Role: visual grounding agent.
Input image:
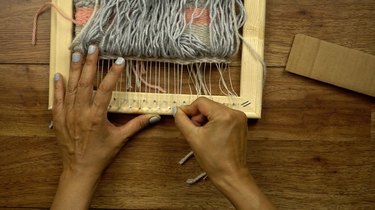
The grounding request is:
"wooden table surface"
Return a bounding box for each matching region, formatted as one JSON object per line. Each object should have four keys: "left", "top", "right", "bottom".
{"left": 0, "top": 0, "right": 374, "bottom": 209}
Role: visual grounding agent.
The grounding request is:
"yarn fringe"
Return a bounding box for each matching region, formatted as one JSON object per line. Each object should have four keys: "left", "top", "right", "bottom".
{"left": 71, "top": 0, "right": 246, "bottom": 64}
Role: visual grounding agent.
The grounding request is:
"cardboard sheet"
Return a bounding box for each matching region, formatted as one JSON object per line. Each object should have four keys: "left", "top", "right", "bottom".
{"left": 286, "top": 34, "right": 375, "bottom": 97}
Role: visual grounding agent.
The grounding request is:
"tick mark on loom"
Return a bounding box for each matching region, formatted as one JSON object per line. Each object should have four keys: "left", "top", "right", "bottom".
{"left": 241, "top": 101, "right": 251, "bottom": 107}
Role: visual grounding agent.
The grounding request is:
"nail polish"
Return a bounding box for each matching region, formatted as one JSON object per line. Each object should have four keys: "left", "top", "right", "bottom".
{"left": 88, "top": 45, "right": 96, "bottom": 54}
{"left": 171, "top": 106, "right": 177, "bottom": 117}
{"left": 115, "top": 57, "right": 125, "bottom": 65}
{"left": 149, "top": 116, "right": 161, "bottom": 124}
{"left": 72, "top": 52, "right": 81, "bottom": 63}
{"left": 54, "top": 73, "right": 60, "bottom": 81}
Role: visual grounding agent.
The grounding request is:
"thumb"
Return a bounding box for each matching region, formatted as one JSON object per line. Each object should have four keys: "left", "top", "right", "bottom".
{"left": 174, "top": 107, "right": 198, "bottom": 145}
{"left": 118, "top": 114, "right": 161, "bottom": 142}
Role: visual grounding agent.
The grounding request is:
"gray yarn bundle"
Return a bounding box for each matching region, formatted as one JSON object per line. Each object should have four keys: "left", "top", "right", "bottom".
{"left": 71, "top": 0, "right": 246, "bottom": 64}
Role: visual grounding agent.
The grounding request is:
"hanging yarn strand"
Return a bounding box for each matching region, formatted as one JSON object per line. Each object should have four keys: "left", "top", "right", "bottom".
{"left": 71, "top": 0, "right": 246, "bottom": 64}
{"left": 32, "top": 2, "right": 78, "bottom": 45}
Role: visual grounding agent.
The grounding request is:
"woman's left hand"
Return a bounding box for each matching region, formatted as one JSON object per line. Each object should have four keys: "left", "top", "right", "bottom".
{"left": 51, "top": 45, "right": 160, "bottom": 210}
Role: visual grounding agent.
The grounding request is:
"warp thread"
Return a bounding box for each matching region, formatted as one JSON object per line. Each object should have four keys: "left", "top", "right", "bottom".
{"left": 71, "top": 0, "right": 246, "bottom": 63}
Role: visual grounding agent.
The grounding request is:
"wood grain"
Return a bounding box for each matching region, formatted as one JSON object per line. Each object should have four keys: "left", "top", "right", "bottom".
{"left": 265, "top": 0, "right": 375, "bottom": 66}
{"left": 0, "top": 65, "right": 53, "bottom": 137}
{"left": 0, "top": 0, "right": 50, "bottom": 64}
{"left": 0, "top": 0, "right": 374, "bottom": 209}
{"left": 0, "top": 136, "right": 374, "bottom": 209}
{"left": 0, "top": 65, "right": 374, "bottom": 209}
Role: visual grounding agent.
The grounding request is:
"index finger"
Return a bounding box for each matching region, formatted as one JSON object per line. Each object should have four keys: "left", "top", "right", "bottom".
{"left": 92, "top": 57, "right": 125, "bottom": 117}
{"left": 179, "top": 97, "right": 224, "bottom": 119}
{"left": 175, "top": 97, "right": 223, "bottom": 138}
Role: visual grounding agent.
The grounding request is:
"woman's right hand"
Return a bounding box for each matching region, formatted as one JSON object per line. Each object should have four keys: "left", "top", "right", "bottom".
{"left": 174, "top": 97, "right": 276, "bottom": 210}
{"left": 174, "top": 97, "right": 249, "bottom": 182}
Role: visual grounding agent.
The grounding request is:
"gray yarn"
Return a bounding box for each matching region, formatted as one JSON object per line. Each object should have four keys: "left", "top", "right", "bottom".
{"left": 74, "top": 0, "right": 96, "bottom": 8}
{"left": 71, "top": 0, "right": 246, "bottom": 63}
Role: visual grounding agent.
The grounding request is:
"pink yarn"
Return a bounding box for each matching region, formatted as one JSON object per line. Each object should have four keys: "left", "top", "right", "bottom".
{"left": 32, "top": 2, "right": 78, "bottom": 45}
{"left": 185, "top": 7, "right": 210, "bottom": 25}
{"left": 75, "top": 7, "right": 94, "bottom": 26}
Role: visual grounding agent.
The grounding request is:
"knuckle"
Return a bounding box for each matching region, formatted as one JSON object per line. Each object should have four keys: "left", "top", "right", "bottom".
{"left": 236, "top": 111, "right": 248, "bottom": 123}
{"left": 78, "top": 80, "right": 90, "bottom": 88}
{"left": 219, "top": 109, "right": 246, "bottom": 124}
{"left": 196, "top": 96, "right": 207, "bottom": 103}
{"left": 67, "top": 86, "right": 77, "bottom": 94}
{"left": 87, "top": 107, "right": 105, "bottom": 125}
{"left": 52, "top": 111, "right": 64, "bottom": 130}
{"left": 137, "top": 119, "right": 148, "bottom": 130}
{"left": 129, "top": 118, "right": 148, "bottom": 131}
{"left": 53, "top": 97, "right": 64, "bottom": 109}
{"left": 220, "top": 111, "right": 234, "bottom": 122}
{"left": 54, "top": 82, "right": 60, "bottom": 90}
{"left": 98, "top": 82, "right": 111, "bottom": 93}
{"left": 85, "top": 56, "right": 97, "bottom": 66}
{"left": 66, "top": 85, "right": 78, "bottom": 95}
{"left": 71, "top": 62, "right": 82, "bottom": 69}
{"left": 91, "top": 116, "right": 103, "bottom": 126}
{"left": 110, "top": 65, "right": 123, "bottom": 74}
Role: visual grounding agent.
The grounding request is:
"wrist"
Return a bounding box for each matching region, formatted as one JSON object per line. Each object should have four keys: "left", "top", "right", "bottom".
{"left": 51, "top": 169, "right": 101, "bottom": 210}
{"left": 210, "top": 166, "right": 251, "bottom": 188}
{"left": 60, "top": 167, "right": 101, "bottom": 184}
{"left": 58, "top": 168, "right": 101, "bottom": 194}
{"left": 212, "top": 168, "right": 263, "bottom": 210}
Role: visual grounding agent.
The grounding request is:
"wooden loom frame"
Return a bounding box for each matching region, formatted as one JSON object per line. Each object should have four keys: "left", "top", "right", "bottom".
{"left": 48, "top": 0, "right": 266, "bottom": 118}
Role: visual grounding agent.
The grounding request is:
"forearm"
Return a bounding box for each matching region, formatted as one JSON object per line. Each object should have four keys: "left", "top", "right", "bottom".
{"left": 212, "top": 168, "right": 276, "bottom": 210}
{"left": 51, "top": 170, "right": 100, "bottom": 210}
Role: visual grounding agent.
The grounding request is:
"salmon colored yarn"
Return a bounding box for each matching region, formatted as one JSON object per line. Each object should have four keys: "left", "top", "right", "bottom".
{"left": 75, "top": 7, "right": 94, "bottom": 26}
{"left": 185, "top": 7, "right": 210, "bottom": 25}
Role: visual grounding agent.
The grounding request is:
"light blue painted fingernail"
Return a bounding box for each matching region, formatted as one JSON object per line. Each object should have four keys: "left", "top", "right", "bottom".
{"left": 72, "top": 52, "right": 81, "bottom": 63}
{"left": 54, "top": 73, "right": 60, "bottom": 81}
{"left": 171, "top": 106, "right": 177, "bottom": 117}
{"left": 88, "top": 45, "right": 96, "bottom": 54}
{"left": 149, "top": 116, "right": 161, "bottom": 124}
{"left": 115, "top": 57, "right": 125, "bottom": 65}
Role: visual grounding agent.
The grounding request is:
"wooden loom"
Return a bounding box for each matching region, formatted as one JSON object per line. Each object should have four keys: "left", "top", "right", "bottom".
{"left": 48, "top": 0, "right": 266, "bottom": 118}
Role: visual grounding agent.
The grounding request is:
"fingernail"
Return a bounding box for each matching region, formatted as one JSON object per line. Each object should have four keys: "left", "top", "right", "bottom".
{"left": 149, "top": 116, "right": 161, "bottom": 125}
{"left": 54, "top": 73, "right": 60, "bottom": 81}
{"left": 171, "top": 106, "right": 177, "bottom": 117}
{"left": 72, "top": 52, "right": 81, "bottom": 63}
{"left": 115, "top": 57, "right": 125, "bottom": 65}
{"left": 88, "top": 45, "right": 96, "bottom": 54}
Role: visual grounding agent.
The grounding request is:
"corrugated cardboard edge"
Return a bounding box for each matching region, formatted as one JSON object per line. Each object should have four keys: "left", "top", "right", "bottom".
{"left": 286, "top": 34, "right": 375, "bottom": 97}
